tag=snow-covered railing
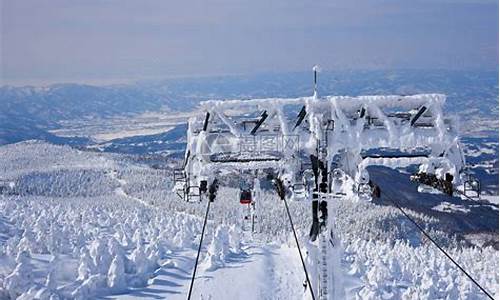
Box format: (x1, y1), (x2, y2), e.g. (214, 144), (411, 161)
(179, 93), (464, 199)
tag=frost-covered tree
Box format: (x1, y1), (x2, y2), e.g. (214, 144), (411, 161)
(205, 225), (231, 271)
(4, 251), (34, 299)
(72, 230), (87, 257)
(228, 224), (244, 255)
(0, 141), (497, 299)
(129, 241), (150, 287)
(107, 255), (127, 292)
(17, 228), (35, 254)
(77, 248), (95, 281)
(150, 237), (168, 260)
(130, 242), (145, 269)
(45, 269), (58, 291)
(173, 220), (194, 249)
(145, 242), (160, 272)
(47, 224), (61, 255)
(132, 228), (144, 245)
(71, 274), (107, 300)
(89, 238), (112, 274)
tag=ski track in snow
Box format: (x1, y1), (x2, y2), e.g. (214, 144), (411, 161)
(112, 242), (310, 300)
(114, 249), (195, 299)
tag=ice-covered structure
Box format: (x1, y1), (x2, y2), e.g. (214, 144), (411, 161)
(175, 92), (464, 202)
(173, 68), (470, 300)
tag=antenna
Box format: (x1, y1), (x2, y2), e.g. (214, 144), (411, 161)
(312, 65), (320, 99)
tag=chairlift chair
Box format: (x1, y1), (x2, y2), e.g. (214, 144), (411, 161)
(464, 173), (481, 198)
(240, 189), (253, 204)
(186, 186), (201, 203)
(173, 169), (187, 200)
(239, 187), (258, 232)
(357, 183), (372, 199)
(293, 182), (306, 195)
(292, 169), (312, 200)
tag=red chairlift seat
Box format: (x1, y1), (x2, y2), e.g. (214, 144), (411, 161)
(240, 189), (253, 204)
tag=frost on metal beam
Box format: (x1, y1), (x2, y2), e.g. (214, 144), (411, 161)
(359, 107), (366, 119)
(181, 92), (464, 202)
(411, 106), (427, 126)
(250, 111), (269, 135)
(202, 112), (210, 132)
(294, 106), (307, 130)
(183, 150), (191, 168)
(214, 110), (241, 136)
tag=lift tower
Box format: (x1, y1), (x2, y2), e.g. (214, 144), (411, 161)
(174, 67), (467, 299)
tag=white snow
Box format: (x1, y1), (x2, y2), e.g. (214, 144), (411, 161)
(432, 202), (471, 213)
(0, 141), (497, 300)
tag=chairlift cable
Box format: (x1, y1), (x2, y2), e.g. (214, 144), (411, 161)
(453, 188), (498, 208)
(453, 188), (478, 202)
(187, 198), (212, 300)
(282, 192), (316, 300)
(384, 189), (495, 300)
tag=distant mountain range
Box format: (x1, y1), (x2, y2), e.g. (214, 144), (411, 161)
(1, 69), (498, 145)
(0, 83), (196, 144)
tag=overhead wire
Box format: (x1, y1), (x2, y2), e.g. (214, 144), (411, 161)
(282, 194), (317, 300)
(383, 189), (495, 300)
(187, 198), (212, 300)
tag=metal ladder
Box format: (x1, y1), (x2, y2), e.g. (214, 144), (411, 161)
(317, 190), (329, 300)
(173, 169), (187, 200)
(319, 120), (334, 160)
(186, 186), (201, 203)
(318, 230), (329, 300)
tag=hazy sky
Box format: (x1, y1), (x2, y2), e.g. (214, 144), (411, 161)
(1, 0), (498, 85)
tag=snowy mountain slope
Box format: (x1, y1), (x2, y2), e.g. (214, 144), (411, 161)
(1, 70), (497, 146)
(0, 141), (497, 299)
(95, 123), (187, 155)
(4, 71), (497, 196)
(369, 166), (498, 242)
(0, 84), (197, 145)
(461, 136), (499, 193)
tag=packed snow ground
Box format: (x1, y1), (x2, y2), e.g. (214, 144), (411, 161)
(0, 141), (498, 299)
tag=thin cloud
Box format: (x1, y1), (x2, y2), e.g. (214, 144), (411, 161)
(1, 0), (498, 85)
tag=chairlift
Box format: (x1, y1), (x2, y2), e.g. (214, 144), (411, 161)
(240, 189), (253, 204)
(289, 168), (307, 197)
(293, 183), (306, 195)
(187, 186), (201, 203)
(292, 182), (307, 200)
(239, 185), (258, 232)
(357, 183), (372, 199)
(464, 173), (481, 198)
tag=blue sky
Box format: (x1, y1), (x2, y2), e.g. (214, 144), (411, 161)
(1, 0), (498, 85)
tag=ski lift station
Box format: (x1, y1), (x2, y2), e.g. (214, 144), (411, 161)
(173, 66), (484, 300)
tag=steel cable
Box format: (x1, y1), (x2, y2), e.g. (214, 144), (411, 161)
(384, 189), (495, 300)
